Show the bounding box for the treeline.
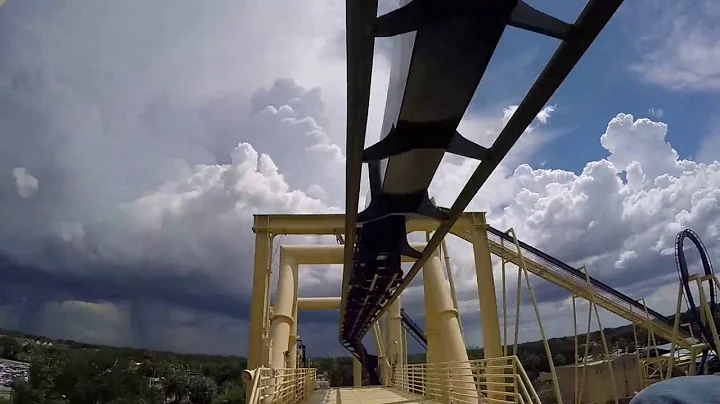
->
[0,332,248,404]
[0,305,714,402]
[310,357,355,387]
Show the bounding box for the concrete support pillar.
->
[424,254,477,400]
[288,302,298,369]
[248,229,272,370]
[353,357,362,387]
[269,249,297,370]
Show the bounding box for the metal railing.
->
[391,356,540,404]
[640,356,668,389]
[247,367,316,404]
[475,229,691,348]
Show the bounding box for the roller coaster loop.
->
[675,228,717,372]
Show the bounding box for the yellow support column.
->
[289,302,298,369]
[423,251,442,400]
[469,213,503,401]
[387,298,405,389]
[424,254,476,401]
[401,326,407,368]
[469,213,502,358]
[269,248,298,370]
[371,322,391,386]
[248,227,272,370]
[381,311,388,351]
[353,357,363,387]
[388,299,403,369]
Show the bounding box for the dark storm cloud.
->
[0,2,348,353]
[0,251,251,321]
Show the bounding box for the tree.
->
[211,385,246,404]
[12,378,45,404]
[163,364,191,403]
[520,352,541,371]
[589,342,605,358]
[552,353,567,367]
[188,375,218,404]
[0,336,21,360]
[329,359,342,387]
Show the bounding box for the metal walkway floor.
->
[307,387,437,404]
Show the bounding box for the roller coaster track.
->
[412,225,691,349]
[341,0,634,373]
[675,229,717,371]
[339,222,693,377]
[481,226,691,348]
[400,308,427,350]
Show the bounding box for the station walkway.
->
[307,387,438,404]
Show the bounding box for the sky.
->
[0,0,719,358]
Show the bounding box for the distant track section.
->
[400,309,427,350]
[675,229,716,369]
[477,226,692,347]
[486,225,673,326]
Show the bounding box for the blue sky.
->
[0,0,719,358]
[467,0,718,173]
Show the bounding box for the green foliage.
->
[0,336,21,360]
[0,333,247,404]
[211,384,245,404]
[310,357,356,387]
[1,304,698,403]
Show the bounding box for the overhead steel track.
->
[351,0,625,339]
[341,0,379,337]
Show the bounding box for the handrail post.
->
[507,228,562,404]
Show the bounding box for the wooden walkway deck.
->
[307,387,437,404]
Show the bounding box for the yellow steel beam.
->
[251,213,687,350]
[247,229,272,370]
[253,213,474,235]
[281,243,427,265]
[297,297,341,311]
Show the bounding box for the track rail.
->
[401,308,427,349]
[487,226,672,325]
[675,229,716,367]
[479,226,691,347]
[341,0,378,341]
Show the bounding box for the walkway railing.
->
[247,367,316,404]
[391,356,541,404]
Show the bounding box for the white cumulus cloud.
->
[428,113,720,347]
[630,0,720,91]
[12,167,38,198]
